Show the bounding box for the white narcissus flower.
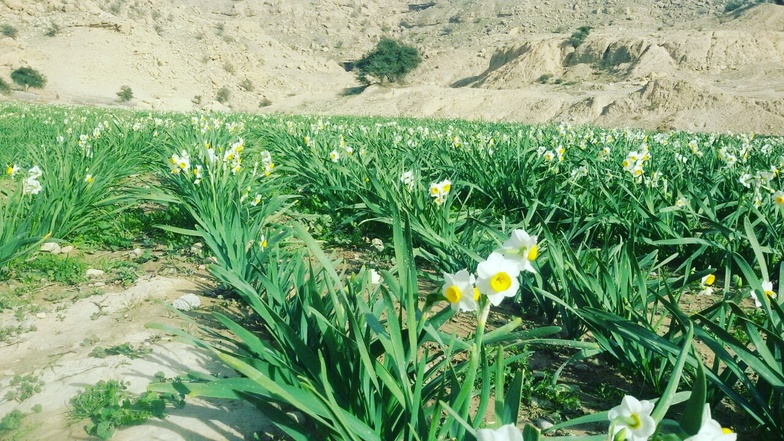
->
[699,273,715,296]
[23,177,42,195]
[442,269,478,312]
[774,190,784,206]
[752,279,777,308]
[6,164,19,176]
[684,404,736,441]
[499,229,539,273]
[369,269,381,285]
[400,170,415,190]
[608,395,656,441]
[476,252,520,306]
[28,165,42,179]
[329,149,339,162]
[476,424,523,441]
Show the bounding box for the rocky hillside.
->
[1,0,783,134]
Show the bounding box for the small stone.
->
[40,242,61,254]
[60,245,74,254]
[370,238,384,252]
[36,312,47,319]
[534,418,554,430]
[93,281,106,287]
[189,243,203,255]
[132,248,143,257]
[86,268,105,278]
[173,293,201,311]
[197,264,207,271]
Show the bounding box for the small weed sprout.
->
[116,85,134,102]
[537,74,552,84]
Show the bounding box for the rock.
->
[60,245,74,254]
[40,242,61,254]
[132,248,143,257]
[173,293,201,311]
[36,312,47,319]
[534,418,554,430]
[189,243,203,255]
[86,268,105,278]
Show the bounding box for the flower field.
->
[1,101,783,440]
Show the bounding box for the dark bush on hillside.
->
[0,78,10,95]
[116,85,134,102]
[11,67,47,90]
[568,26,592,48]
[1,24,18,39]
[354,38,421,86]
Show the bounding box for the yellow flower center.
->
[776,195,784,205]
[704,274,715,286]
[473,287,480,301]
[5,166,12,175]
[629,414,641,429]
[442,184,451,193]
[722,428,733,434]
[445,285,461,303]
[490,272,512,292]
[764,289,775,299]
[430,186,440,195]
[527,245,538,261]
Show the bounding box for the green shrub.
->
[0,78,10,95]
[116,85,133,102]
[1,24,18,39]
[568,25,592,48]
[45,23,61,37]
[354,38,421,86]
[239,78,254,92]
[216,87,230,104]
[10,67,47,90]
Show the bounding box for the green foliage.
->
[5,374,44,402]
[69,380,181,440]
[0,410,23,431]
[12,254,87,285]
[354,38,421,85]
[89,342,152,359]
[10,67,47,89]
[568,26,592,48]
[116,85,133,102]
[1,24,18,39]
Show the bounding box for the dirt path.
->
[0,276,269,441]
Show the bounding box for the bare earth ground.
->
[0,251,271,440]
[0,0,783,134]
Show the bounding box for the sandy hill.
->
[1,0,784,134]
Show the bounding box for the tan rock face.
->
[1,0,783,134]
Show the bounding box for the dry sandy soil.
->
[0,0,784,134]
[0,250,272,440]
